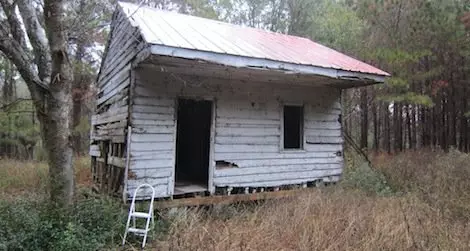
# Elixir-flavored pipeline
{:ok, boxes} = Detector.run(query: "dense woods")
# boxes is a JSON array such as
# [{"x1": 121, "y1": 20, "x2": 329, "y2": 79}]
[{"x1": 3, "y1": 0, "x2": 469, "y2": 161}]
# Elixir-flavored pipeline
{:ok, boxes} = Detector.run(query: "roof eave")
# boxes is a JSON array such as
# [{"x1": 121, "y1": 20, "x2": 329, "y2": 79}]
[{"x1": 147, "y1": 44, "x2": 388, "y2": 87}]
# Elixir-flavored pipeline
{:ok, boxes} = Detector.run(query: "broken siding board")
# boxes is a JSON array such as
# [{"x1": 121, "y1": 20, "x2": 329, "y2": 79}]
[
  {"x1": 132, "y1": 125, "x2": 174, "y2": 134},
  {"x1": 89, "y1": 145, "x2": 100, "y2": 157},
  {"x1": 214, "y1": 144, "x2": 280, "y2": 153},
  {"x1": 98, "y1": 27, "x2": 141, "y2": 85},
  {"x1": 107, "y1": 156, "x2": 126, "y2": 168},
  {"x1": 91, "y1": 112, "x2": 128, "y2": 126},
  {"x1": 128, "y1": 168, "x2": 173, "y2": 179},
  {"x1": 97, "y1": 75, "x2": 131, "y2": 106},
  {"x1": 215, "y1": 151, "x2": 338, "y2": 160},
  {"x1": 214, "y1": 165, "x2": 342, "y2": 177},
  {"x1": 99, "y1": 67, "x2": 130, "y2": 95},
  {"x1": 215, "y1": 157, "x2": 343, "y2": 168},
  {"x1": 214, "y1": 169, "x2": 342, "y2": 186},
  {"x1": 213, "y1": 176, "x2": 341, "y2": 188}
]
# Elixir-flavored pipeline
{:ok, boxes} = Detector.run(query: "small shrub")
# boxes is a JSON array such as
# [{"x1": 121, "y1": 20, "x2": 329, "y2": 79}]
[{"x1": 342, "y1": 161, "x2": 394, "y2": 196}]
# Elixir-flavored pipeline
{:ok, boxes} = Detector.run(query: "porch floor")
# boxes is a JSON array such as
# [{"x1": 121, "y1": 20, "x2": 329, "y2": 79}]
[{"x1": 174, "y1": 181, "x2": 207, "y2": 195}]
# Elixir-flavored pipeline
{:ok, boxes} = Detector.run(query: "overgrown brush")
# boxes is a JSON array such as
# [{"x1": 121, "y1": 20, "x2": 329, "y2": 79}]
[
  {"x1": 376, "y1": 149, "x2": 470, "y2": 221},
  {"x1": 154, "y1": 149, "x2": 470, "y2": 250},
  {"x1": 0, "y1": 192, "x2": 125, "y2": 251},
  {"x1": 158, "y1": 189, "x2": 470, "y2": 250}
]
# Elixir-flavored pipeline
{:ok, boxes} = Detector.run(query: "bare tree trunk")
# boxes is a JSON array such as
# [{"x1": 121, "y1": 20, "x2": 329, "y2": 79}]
[
  {"x1": 372, "y1": 99, "x2": 379, "y2": 152},
  {"x1": 0, "y1": 0, "x2": 75, "y2": 205},
  {"x1": 383, "y1": 102, "x2": 391, "y2": 153},
  {"x1": 43, "y1": 0, "x2": 75, "y2": 205},
  {"x1": 360, "y1": 88, "x2": 368, "y2": 150}
]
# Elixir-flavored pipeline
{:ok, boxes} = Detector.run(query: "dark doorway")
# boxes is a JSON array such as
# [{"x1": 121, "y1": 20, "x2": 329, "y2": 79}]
[{"x1": 174, "y1": 99, "x2": 212, "y2": 194}]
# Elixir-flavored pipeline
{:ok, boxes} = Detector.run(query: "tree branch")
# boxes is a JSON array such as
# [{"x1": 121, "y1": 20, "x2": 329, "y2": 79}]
[
  {"x1": 0, "y1": 0, "x2": 27, "y2": 47},
  {"x1": 17, "y1": 0, "x2": 52, "y2": 83},
  {"x1": 0, "y1": 25, "x2": 49, "y2": 95}
]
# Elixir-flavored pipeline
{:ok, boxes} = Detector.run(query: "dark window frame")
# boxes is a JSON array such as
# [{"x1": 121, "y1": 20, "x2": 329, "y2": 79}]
[{"x1": 282, "y1": 105, "x2": 304, "y2": 150}]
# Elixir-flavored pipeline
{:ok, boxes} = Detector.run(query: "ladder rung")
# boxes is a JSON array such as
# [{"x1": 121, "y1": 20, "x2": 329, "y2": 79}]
[
  {"x1": 128, "y1": 227, "x2": 148, "y2": 235},
  {"x1": 131, "y1": 212, "x2": 150, "y2": 218}
]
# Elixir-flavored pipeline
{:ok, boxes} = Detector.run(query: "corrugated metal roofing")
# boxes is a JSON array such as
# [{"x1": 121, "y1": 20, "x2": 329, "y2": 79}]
[{"x1": 118, "y1": 2, "x2": 389, "y2": 77}]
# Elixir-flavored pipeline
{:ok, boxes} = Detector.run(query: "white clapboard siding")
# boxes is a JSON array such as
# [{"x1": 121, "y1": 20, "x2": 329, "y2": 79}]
[{"x1": 127, "y1": 68, "x2": 344, "y2": 198}]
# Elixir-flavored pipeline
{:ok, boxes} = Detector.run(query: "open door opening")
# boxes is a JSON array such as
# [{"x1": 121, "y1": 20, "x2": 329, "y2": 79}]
[{"x1": 174, "y1": 99, "x2": 212, "y2": 195}]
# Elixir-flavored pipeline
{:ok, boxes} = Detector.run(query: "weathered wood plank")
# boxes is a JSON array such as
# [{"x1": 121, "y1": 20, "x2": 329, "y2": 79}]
[
  {"x1": 214, "y1": 168, "x2": 342, "y2": 185},
  {"x1": 213, "y1": 175, "x2": 341, "y2": 187},
  {"x1": 107, "y1": 156, "x2": 126, "y2": 168},
  {"x1": 128, "y1": 168, "x2": 173, "y2": 179},
  {"x1": 130, "y1": 159, "x2": 173, "y2": 169},
  {"x1": 132, "y1": 125, "x2": 175, "y2": 134},
  {"x1": 132, "y1": 105, "x2": 174, "y2": 115},
  {"x1": 214, "y1": 144, "x2": 279, "y2": 153},
  {"x1": 215, "y1": 158, "x2": 343, "y2": 169},
  {"x1": 132, "y1": 119, "x2": 174, "y2": 126},
  {"x1": 215, "y1": 136, "x2": 279, "y2": 145},
  {"x1": 154, "y1": 189, "x2": 308, "y2": 209},
  {"x1": 306, "y1": 136, "x2": 344, "y2": 144},
  {"x1": 132, "y1": 96, "x2": 175, "y2": 106},
  {"x1": 214, "y1": 151, "x2": 337, "y2": 160},
  {"x1": 126, "y1": 183, "x2": 169, "y2": 198},
  {"x1": 89, "y1": 145, "x2": 100, "y2": 157},
  {"x1": 131, "y1": 142, "x2": 173, "y2": 152},
  {"x1": 216, "y1": 127, "x2": 279, "y2": 137},
  {"x1": 131, "y1": 133, "x2": 173, "y2": 143},
  {"x1": 130, "y1": 150, "x2": 173, "y2": 159}
]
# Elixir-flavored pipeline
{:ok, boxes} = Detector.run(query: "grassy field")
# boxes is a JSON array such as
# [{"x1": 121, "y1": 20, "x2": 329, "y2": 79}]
[{"x1": 1, "y1": 150, "x2": 470, "y2": 250}]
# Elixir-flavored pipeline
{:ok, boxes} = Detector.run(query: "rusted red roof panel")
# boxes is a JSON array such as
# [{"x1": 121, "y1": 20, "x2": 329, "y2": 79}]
[{"x1": 119, "y1": 2, "x2": 390, "y2": 77}]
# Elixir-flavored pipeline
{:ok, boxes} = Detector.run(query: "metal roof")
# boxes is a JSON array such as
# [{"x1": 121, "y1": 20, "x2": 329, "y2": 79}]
[{"x1": 118, "y1": 2, "x2": 389, "y2": 79}]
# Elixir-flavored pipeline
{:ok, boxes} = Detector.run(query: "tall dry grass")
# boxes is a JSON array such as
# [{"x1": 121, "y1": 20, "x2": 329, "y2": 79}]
[
  {"x1": 1, "y1": 150, "x2": 470, "y2": 250},
  {"x1": 154, "y1": 149, "x2": 470, "y2": 251},
  {"x1": 0, "y1": 157, "x2": 91, "y2": 199}
]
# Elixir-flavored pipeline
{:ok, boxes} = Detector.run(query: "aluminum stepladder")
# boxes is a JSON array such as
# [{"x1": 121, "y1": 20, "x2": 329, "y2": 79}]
[{"x1": 122, "y1": 184, "x2": 156, "y2": 248}]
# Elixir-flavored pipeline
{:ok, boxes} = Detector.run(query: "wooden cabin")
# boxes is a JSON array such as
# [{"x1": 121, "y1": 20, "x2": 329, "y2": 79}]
[{"x1": 90, "y1": 2, "x2": 389, "y2": 201}]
